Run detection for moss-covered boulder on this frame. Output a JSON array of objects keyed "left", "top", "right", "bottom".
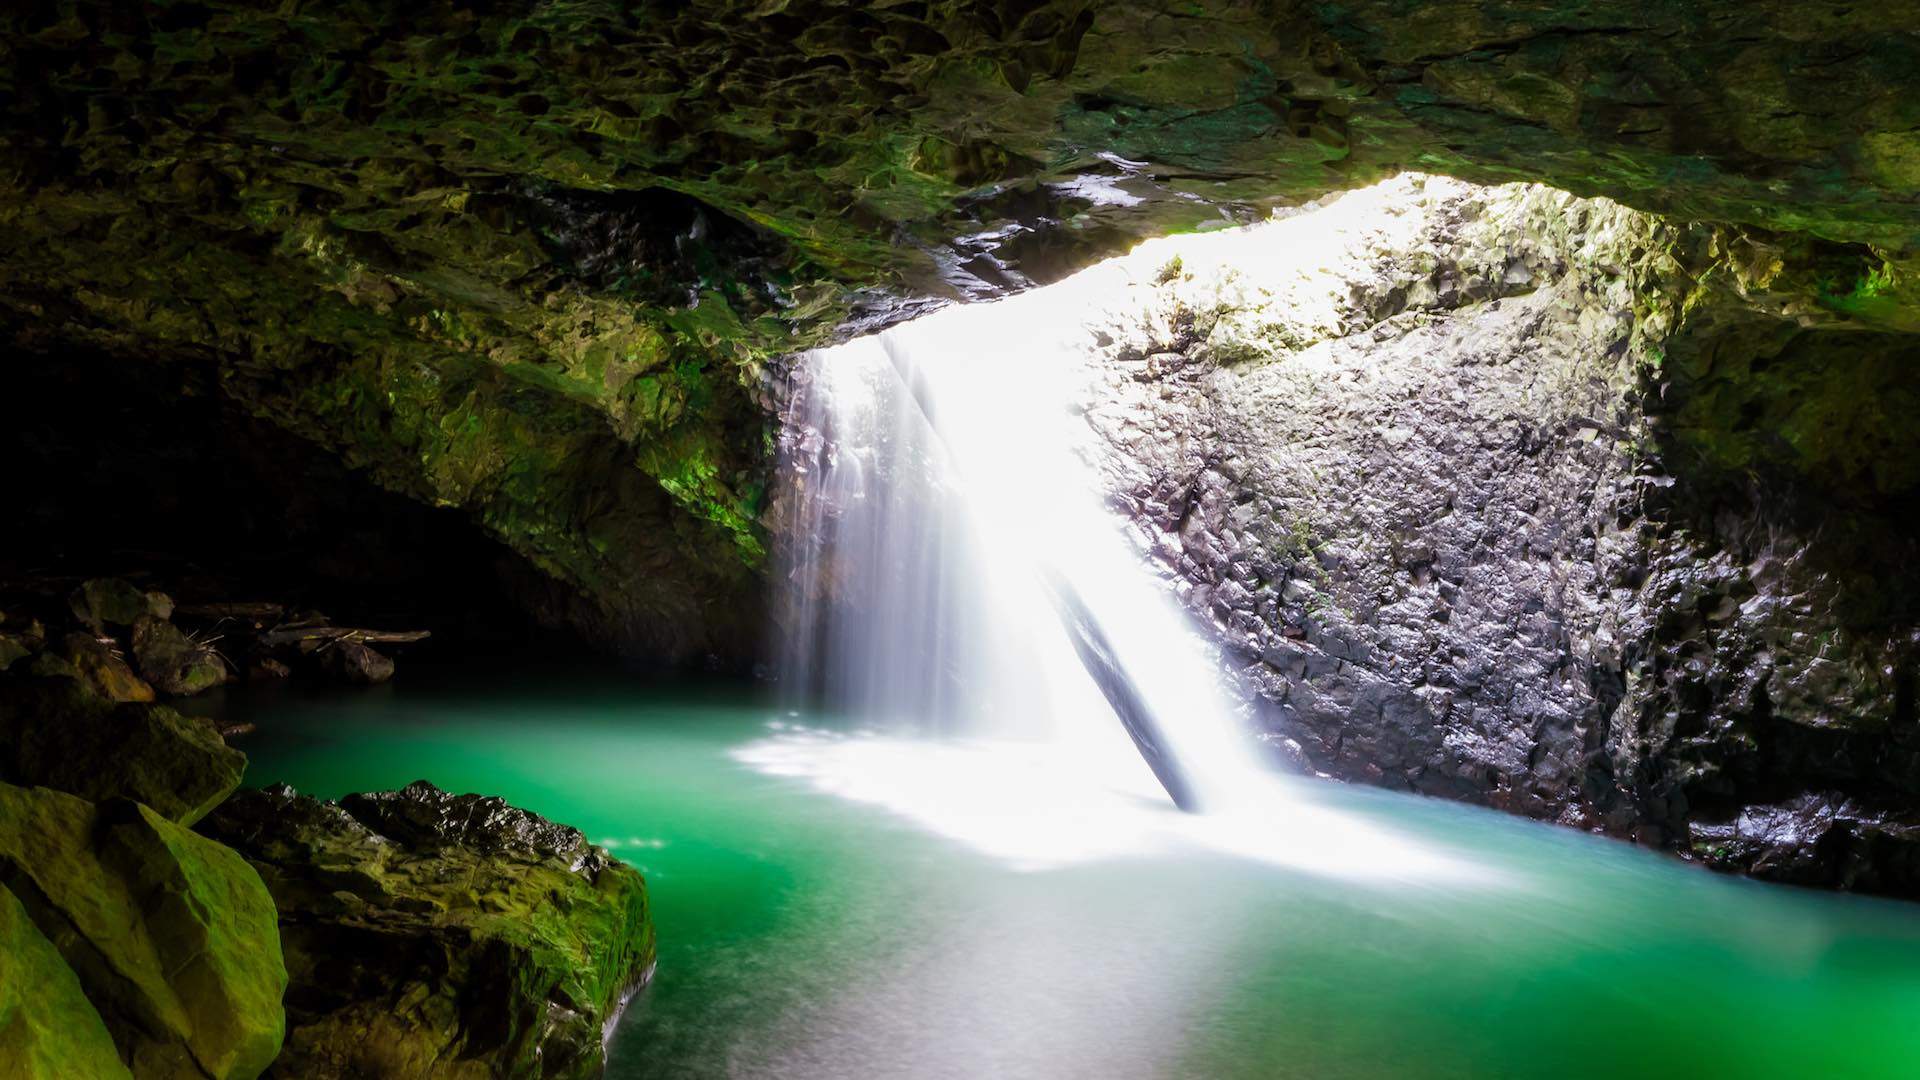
[
  {"left": 0, "top": 782, "right": 287, "bottom": 1080},
  {"left": 130, "top": 614, "right": 230, "bottom": 697},
  {"left": 0, "top": 680, "right": 245, "bottom": 826},
  {"left": 201, "top": 781, "right": 654, "bottom": 1080},
  {"left": 0, "top": 881, "right": 132, "bottom": 1080},
  {"left": 68, "top": 578, "right": 165, "bottom": 634}
]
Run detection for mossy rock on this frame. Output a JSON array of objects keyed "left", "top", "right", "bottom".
[
  {"left": 0, "top": 680, "right": 246, "bottom": 826},
  {"left": 68, "top": 578, "right": 164, "bottom": 633},
  {"left": 0, "top": 782, "right": 287, "bottom": 1080},
  {"left": 202, "top": 781, "right": 654, "bottom": 1080},
  {"left": 131, "top": 614, "right": 231, "bottom": 698},
  {"left": 60, "top": 631, "right": 156, "bottom": 704},
  {"left": 0, "top": 881, "right": 132, "bottom": 1080}
]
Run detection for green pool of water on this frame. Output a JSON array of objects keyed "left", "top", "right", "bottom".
[{"left": 210, "top": 663, "right": 1920, "bottom": 1080}]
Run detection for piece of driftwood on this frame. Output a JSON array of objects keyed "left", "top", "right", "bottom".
[
  {"left": 173, "top": 602, "right": 288, "bottom": 620},
  {"left": 259, "top": 626, "right": 431, "bottom": 648}
]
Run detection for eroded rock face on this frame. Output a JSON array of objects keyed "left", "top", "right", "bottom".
[
  {"left": 200, "top": 781, "right": 655, "bottom": 1080},
  {"left": 1074, "top": 176, "right": 1920, "bottom": 893},
  {"left": 5, "top": 2, "right": 1919, "bottom": 659}
]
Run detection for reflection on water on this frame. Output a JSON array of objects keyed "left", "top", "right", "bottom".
[
  {"left": 733, "top": 724, "right": 1497, "bottom": 886},
  {"left": 213, "top": 668, "right": 1920, "bottom": 1080}
]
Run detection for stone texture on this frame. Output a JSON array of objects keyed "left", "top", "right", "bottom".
[
  {"left": 1072, "top": 176, "right": 1920, "bottom": 893},
  {"left": 0, "top": 881, "right": 132, "bottom": 1080},
  {"left": 316, "top": 640, "right": 395, "bottom": 685},
  {"left": 0, "top": 679, "right": 246, "bottom": 826},
  {"left": 131, "top": 614, "right": 231, "bottom": 698},
  {"left": 60, "top": 630, "right": 156, "bottom": 703},
  {"left": 0, "top": 782, "right": 287, "bottom": 1080},
  {"left": 68, "top": 579, "right": 162, "bottom": 634},
  {"left": 200, "top": 780, "right": 655, "bottom": 1080},
  {"left": 5, "top": 2, "right": 1920, "bottom": 660}
]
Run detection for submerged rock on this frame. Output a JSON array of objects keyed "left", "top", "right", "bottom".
[
  {"left": 0, "top": 680, "right": 245, "bottom": 826},
  {"left": 201, "top": 780, "right": 655, "bottom": 1080},
  {"left": 0, "top": 782, "right": 287, "bottom": 1080},
  {"left": 0, "top": 881, "right": 132, "bottom": 1080}
]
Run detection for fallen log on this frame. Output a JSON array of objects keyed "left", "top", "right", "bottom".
[
  {"left": 258, "top": 627, "right": 431, "bottom": 649},
  {"left": 173, "top": 602, "right": 287, "bottom": 621}
]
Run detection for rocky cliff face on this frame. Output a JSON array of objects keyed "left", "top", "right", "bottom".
[
  {"left": 1073, "top": 176, "right": 1920, "bottom": 894},
  {"left": 5, "top": 2, "right": 1920, "bottom": 660}
]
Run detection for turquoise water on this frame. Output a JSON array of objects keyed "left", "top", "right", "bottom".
[{"left": 212, "top": 664, "right": 1920, "bottom": 1080}]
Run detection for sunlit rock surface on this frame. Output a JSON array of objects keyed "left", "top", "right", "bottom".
[
  {"left": 5, "top": 2, "right": 1920, "bottom": 658},
  {"left": 200, "top": 780, "right": 654, "bottom": 1080},
  {"left": 1075, "top": 177, "right": 1920, "bottom": 893}
]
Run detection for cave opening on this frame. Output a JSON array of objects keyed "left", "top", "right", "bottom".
[{"left": 8, "top": 5, "right": 1920, "bottom": 1071}]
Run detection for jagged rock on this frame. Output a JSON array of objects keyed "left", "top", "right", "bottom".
[
  {"left": 0, "top": 680, "right": 246, "bottom": 826},
  {"left": 60, "top": 631, "right": 155, "bottom": 703},
  {"left": 131, "top": 614, "right": 230, "bottom": 697},
  {"left": 201, "top": 781, "right": 654, "bottom": 1080},
  {"left": 316, "top": 640, "right": 395, "bottom": 685},
  {"left": 0, "top": 881, "right": 132, "bottom": 1080},
  {"left": 68, "top": 578, "right": 163, "bottom": 633},
  {"left": 1691, "top": 796, "right": 1920, "bottom": 895},
  {"left": 0, "top": 782, "right": 286, "bottom": 1080},
  {"left": 1066, "top": 176, "right": 1920, "bottom": 894}
]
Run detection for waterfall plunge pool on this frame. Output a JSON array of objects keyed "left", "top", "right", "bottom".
[
  {"left": 210, "top": 662, "right": 1920, "bottom": 1080},
  {"left": 213, "top": 178, "right": 1920, "bottom": 1078}
]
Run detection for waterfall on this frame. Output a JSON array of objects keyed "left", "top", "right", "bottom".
[
  {"left": 753, "top": 184, "right": 1491, "bottom": 881},
  {"left": 773, "top": 264, "right": 1272, "bottom": 815}
]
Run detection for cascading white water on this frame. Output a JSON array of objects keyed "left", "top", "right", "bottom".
[
  {"left": 751, "top": 179, "right": 1487, "bottom": 880},
  {"left": 774, "top": 257, "right": 1273, "bottom": 814}
]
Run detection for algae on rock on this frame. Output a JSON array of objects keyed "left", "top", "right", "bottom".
[{"left": 201, "top": 780, "right": 655, "bottom": 1080}]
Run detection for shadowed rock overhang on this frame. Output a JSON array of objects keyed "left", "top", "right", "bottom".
[{"left": 3, "top": 1, "right": 1918, "bottom": 657}]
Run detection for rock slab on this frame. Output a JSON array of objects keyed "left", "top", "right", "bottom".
[
  {"left": 0, "top": 881, "right": 132, "bottom": 1080},
  {"left": 0, "top": 782, "right": 287, "bottom": 1080}
]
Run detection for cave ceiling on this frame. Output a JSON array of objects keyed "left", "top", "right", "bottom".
[{"left": 3, "top": 1, "right": 1917, "bottom": 656}]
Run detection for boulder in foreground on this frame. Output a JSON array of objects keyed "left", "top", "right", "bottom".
[
  {"left": 0, "top": 881, "right": 132, "bottom": 1080},
  {"left": 201, "top": 780, "right": 655, "bottom": 1080},
  {"left": 0, "top": 782, "right": 287, "bottom": 1079}
]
